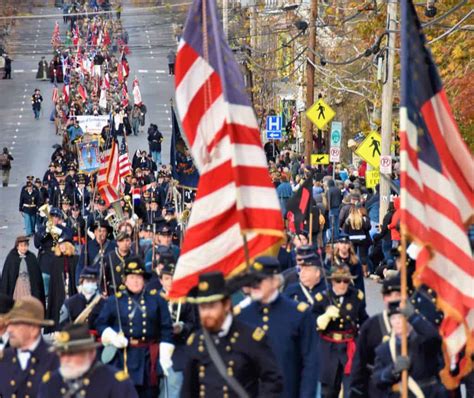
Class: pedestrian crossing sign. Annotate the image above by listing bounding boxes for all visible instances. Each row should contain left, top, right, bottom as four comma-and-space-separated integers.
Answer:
355, 131, 382, 169
310, 154, 329, 165
306, 99, 336, 130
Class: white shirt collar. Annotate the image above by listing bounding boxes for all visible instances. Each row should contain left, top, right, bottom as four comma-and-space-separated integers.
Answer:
218, 313, 233, 338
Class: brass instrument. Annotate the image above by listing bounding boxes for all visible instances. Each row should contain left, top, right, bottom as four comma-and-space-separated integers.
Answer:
38, 204, 61, 248
104, 200, 125, 238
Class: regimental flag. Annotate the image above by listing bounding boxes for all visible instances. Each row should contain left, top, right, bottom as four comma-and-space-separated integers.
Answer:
399, 0, 474, 387
286, 175, 313, 234
97, 140, 121, 206
170, 0, 284, 298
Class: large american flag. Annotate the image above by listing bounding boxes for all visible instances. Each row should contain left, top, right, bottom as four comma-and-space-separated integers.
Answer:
97, 140, 121, 206
400, 0, 474, 386
169, 0, 284, 298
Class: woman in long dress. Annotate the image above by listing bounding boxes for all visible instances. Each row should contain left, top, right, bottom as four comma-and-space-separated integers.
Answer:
0, 236, 45, 305
45, 237, 78, 332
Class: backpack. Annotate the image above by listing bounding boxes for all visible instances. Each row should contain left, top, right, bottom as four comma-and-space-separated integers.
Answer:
0, 153, 10, 167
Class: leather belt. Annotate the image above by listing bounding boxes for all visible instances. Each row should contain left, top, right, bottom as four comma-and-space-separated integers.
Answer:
23, 204, 36, 208
129, 338, 157, 347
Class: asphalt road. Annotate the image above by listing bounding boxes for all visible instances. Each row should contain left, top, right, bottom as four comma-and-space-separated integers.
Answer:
0, 0, 385, 316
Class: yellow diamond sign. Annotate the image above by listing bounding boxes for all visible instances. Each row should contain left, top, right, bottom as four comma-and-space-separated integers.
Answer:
355, 131, 382, 169
306, 99, 336, 130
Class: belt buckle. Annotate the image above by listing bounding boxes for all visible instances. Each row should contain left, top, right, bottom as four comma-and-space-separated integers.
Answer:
333, 333, 343, 341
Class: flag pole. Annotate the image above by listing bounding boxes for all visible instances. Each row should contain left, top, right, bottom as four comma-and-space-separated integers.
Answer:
400, 230, 409, 398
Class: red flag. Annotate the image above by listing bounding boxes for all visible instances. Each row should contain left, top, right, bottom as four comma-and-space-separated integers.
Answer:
78, 85, 88, 102
169, 0, 284, 298
52, 85, 59, 104
400, 0, 474, 387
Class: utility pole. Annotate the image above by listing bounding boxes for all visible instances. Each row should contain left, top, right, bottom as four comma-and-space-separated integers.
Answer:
223, 0, 229, 40
380, 2, 407, 398
304, 0, 317, 166
379, 0, 397, 220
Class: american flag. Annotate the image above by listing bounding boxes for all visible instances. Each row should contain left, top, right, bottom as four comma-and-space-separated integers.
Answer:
62, 84, 70, 103
169, 0, 284, 298
97, 140, 121, 206
399, 0, 474, 386
118, 149, 132, 179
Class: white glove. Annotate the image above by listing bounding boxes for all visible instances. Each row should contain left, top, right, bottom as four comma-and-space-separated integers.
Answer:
51, 226, 63, 236
326, 305, 340, 319
316, 305, 340, 331
159, 342, 175, 377
101, 327, 128, 349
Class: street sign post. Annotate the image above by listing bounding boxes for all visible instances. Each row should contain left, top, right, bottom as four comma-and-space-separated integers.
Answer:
355, 131, 382, 169
306, 99, 336, 130
311, 154, 329, 165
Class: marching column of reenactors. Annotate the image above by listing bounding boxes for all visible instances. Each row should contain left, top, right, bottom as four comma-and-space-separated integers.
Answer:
2, 127, 472, 398
2, 231, 470, 397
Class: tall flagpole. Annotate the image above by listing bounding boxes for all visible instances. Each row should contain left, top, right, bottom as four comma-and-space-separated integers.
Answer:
400, 234, 409, 398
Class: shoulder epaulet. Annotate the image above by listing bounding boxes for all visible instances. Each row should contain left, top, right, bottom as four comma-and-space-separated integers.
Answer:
357, 290, 364, 301
297, 302, 309, 312
115, 370, 129, 382
149, 289, 157, 296
252, 327, 265, 341
115, 292, 122, 298
315, 293, 323, 302
187, 332, 195, 346
42, 371, 51, 383
233, 305, 241, 316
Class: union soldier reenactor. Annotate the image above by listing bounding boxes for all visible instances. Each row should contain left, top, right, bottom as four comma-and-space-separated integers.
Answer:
235, 256, 319, 398
59, 266, 105, 332
372, 300, 448, 397
75, 220, 116, 286
38, 323, 138, 397
104, 231, 134, 295
313, 265, 368, 398
182, 271, 284, 398
0, 297, 59, 397
283, 250, 326, 305
349, 276, 402, 397
95, 256, 174, 397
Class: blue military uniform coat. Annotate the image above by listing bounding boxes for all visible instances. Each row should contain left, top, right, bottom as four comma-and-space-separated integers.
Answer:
373, 314, 447, 397
0, 338, 59, 398
312, 286, 368, 386
283, 280, 326, 305
75, 238, 116, 284
38, 361, 138, 398
235, 294, 319, 398
95, 288, 173, 387
182, 318, 283, 398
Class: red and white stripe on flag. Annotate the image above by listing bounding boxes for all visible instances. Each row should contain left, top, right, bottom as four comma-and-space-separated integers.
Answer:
400, 93, 474, 382
97, 141, 121, 206
169, 44, 284, 298
118, 152, 132, 179
52, 86, 58, 104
